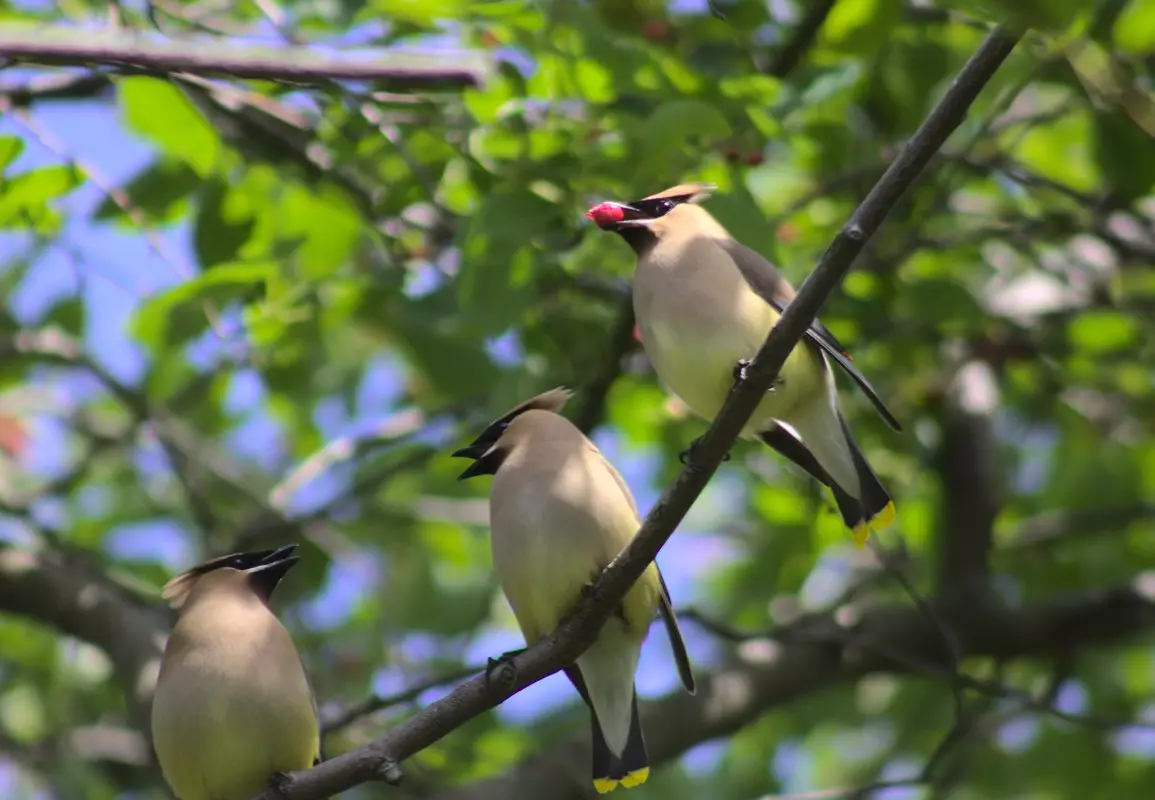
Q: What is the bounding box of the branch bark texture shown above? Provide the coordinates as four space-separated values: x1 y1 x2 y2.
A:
0 29 488 88
0 546 168 734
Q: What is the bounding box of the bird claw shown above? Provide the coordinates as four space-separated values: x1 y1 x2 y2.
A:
377 759 404 785
732 358 752 386
733 359 784 393
679 436 731 465
485 648 526 688
267 771 293 797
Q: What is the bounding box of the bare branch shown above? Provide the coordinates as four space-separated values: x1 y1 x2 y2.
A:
248 27 1022 800
0 546 167 734
934 360 1002 599
762 0 838 78
0 29 489 89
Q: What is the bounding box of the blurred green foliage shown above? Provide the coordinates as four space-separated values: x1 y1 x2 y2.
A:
1 0 1155 798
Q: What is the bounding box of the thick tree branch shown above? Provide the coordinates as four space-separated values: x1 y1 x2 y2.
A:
250 26 1021 800
935 360 1002 600
425 583 1155 800
0 546 167 734
0 29 488 88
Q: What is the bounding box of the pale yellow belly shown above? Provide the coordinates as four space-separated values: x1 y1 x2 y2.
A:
153 667 317 800
642 314 822 436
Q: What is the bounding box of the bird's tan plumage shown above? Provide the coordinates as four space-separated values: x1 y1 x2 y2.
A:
591 185 898 545
488 410 663 643
454 389 694 792
151 553 320 800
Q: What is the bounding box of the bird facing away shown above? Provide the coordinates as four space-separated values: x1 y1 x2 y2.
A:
453 388 696 794
151 545 321 800
586 183 900 546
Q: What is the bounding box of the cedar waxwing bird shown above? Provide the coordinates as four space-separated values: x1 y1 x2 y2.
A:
151 545 323 800
452 388 695 794
586 183 901 547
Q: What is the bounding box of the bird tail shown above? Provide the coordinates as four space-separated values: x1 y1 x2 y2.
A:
758 416 894 547
836 412 895 542
591 691 648 794
565 668 649 794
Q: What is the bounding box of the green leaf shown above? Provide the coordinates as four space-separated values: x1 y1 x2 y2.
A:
117 77 220 176
0 136 24 172
938 0 1089 30
279 183 363 280
0 684 46 744
0 164 80 230
389 292 499 398
94 159 200 224
41 296 84 334
635 100 731 180
573 57 616 104
368 0 466 26
1114 0 1155 54
1068 310 1138 353
131 262 273 352
194 179 257 269
1094 109 1155 202
821 0 903 55
457 189 557 335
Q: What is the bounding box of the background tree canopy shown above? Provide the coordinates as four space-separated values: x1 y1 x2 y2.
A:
1 0 1154 798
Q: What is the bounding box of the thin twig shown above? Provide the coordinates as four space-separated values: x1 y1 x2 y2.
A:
322 665 485 735
763 0 838 78
0 103 228 341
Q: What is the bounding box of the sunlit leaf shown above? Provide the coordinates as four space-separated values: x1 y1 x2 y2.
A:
117 76 221 176
132 262 273 352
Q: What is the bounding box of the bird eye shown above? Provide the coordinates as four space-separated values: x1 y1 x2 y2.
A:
659 199 675 212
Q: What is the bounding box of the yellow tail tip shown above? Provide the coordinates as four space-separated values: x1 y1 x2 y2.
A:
621 768 650 788
851 522 870 548
593 778 619 794
870 501 897 531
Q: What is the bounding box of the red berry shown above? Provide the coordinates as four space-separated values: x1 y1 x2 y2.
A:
642 20 669 41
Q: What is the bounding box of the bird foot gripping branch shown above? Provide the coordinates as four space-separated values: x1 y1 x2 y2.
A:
678 435 732 466
484 648 526 688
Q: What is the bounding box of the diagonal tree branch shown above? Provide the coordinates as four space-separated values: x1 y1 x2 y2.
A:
0 29 489 89
249 26 1022 800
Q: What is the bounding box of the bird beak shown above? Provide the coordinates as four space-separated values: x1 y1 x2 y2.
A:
246 550 300 584
452 440 494 481
585 201 641 228
456 459 490 481
452 442 488 460
257 544 298 566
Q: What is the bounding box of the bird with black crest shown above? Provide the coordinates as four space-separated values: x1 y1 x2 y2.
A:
453 387 695 794
586 183 901 546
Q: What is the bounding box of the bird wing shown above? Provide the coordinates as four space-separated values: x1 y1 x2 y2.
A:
589 443 694 693
715 236 902 432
